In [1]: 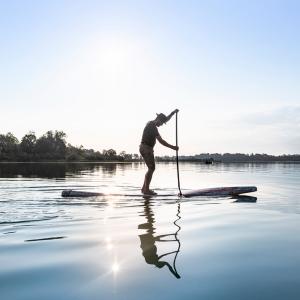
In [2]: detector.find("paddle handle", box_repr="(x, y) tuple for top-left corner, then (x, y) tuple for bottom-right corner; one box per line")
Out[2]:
(175, 112), (182, 196)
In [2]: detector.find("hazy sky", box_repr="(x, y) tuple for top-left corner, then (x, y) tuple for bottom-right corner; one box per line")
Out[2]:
(1, 0), (299, 155)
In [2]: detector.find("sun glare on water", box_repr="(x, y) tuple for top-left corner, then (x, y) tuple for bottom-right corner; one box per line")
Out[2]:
(112, 262), (120, 273)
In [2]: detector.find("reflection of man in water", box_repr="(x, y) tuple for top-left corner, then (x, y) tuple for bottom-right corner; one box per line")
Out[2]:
(138, 200), (181, 279)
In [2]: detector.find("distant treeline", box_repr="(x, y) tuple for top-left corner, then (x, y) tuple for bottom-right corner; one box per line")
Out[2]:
(157, 153), (300, 163)
(0, 131), (139, 162)
(1, 131), (299, 162)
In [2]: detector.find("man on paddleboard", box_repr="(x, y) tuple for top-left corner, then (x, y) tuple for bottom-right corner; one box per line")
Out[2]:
(140, 109), (179, 195)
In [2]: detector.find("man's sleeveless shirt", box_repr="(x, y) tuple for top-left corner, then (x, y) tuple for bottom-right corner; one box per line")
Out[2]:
(141, 121), (159, 147)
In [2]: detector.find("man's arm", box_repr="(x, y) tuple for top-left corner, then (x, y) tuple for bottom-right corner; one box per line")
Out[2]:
(157, 135), (179, 151)
(165, 109), (179, 123)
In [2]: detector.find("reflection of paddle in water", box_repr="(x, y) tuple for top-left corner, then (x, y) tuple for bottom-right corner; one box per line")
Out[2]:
(138, 199), (181, 279)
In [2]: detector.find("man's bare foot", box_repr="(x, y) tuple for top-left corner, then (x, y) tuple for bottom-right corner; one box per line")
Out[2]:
(141, 189), (157, 195)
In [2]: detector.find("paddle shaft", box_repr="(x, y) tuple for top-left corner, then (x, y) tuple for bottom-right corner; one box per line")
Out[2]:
(175, 112), (182, 196)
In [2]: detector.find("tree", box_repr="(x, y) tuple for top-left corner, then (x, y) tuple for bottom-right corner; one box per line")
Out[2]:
(119, 151), (132, 161)
(103, 149), (117, 160)
(0, 132), (19, 160)
(35, 130), (67, 159)
(20, 131), (37, 154)
(54, 131), (67, 157)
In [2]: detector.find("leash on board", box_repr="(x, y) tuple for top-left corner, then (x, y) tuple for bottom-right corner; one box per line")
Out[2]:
(175, 112), (182, 196)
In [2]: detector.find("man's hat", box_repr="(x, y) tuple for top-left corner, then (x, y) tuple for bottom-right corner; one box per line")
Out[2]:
(156, 113), (168, 123)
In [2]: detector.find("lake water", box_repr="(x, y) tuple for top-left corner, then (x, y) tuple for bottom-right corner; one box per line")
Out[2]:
(0, 162), (300, 300)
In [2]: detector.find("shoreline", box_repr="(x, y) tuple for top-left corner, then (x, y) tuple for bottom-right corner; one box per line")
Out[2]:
(0, 161), (300, 164)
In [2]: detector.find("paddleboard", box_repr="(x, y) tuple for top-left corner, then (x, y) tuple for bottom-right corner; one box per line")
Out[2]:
(182, 186), (257, 197)
(61, 186), (257, 198)
(61, 190), (173, 197)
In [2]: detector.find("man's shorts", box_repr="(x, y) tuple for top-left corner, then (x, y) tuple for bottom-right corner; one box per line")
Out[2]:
(139, 143), (155, 169)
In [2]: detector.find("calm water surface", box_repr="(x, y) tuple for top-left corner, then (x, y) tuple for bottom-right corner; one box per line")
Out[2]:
(0, 162), (300, 300)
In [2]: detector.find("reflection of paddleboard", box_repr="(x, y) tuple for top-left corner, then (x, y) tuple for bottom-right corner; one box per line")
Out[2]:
(62, 186), (257, 198)
(232, 195), (257, 203)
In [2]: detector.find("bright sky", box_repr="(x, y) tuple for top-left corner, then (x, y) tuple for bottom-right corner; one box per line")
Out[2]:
(1, 0), (299, 155)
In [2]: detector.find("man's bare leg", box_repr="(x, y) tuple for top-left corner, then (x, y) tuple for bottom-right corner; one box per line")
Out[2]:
(141, 168), (156, 194)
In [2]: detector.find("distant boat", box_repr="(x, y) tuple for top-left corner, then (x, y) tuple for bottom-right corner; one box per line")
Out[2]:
(205, 158), (213, 164)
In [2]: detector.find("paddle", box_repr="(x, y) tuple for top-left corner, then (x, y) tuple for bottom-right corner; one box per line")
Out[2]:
(175, 111), (182, 196)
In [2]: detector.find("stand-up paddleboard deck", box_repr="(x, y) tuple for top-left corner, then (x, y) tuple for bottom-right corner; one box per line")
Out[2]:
(61, 186), (257, 198)
(182, 186), (257, 197)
